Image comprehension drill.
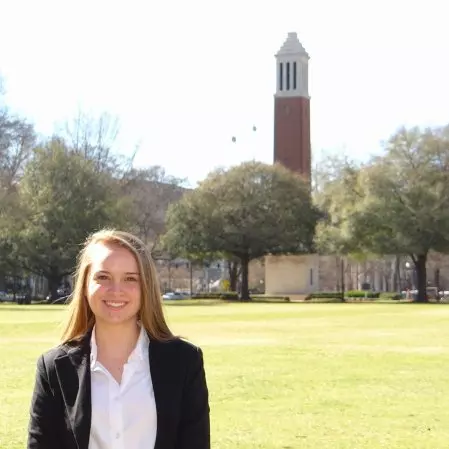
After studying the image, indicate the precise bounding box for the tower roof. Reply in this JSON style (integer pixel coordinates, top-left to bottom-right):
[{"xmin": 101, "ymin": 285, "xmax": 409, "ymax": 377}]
[{"xmin": 276, "ymin": 32, "xmax": 309, "ymax": 59}]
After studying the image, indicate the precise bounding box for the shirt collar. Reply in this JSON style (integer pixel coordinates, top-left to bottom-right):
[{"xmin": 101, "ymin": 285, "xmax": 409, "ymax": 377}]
[{"xmin": 90, "ymin": 323, "xmax": 149, "ymax": 366}]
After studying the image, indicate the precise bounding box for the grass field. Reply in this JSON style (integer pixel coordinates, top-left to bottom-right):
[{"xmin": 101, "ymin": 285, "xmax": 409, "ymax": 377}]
[{"xmin": 1, "ymin": 301, "xmax": 449, "ymax": 448}]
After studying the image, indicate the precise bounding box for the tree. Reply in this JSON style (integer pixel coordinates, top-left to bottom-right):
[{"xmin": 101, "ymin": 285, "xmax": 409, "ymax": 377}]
[
  {"xmin": 313, "ymin": 155, "xmax": 365, "ymax": 298},
  {"xmin": 57, "ymin": 109, "xmax": 137, "ymax": 180},
  {"xmin": 163, "ymin": 161, "xmax": 319, "ymax": 300},
  {"xmin": 323, "ymin": 126, "xmax": 449, "ymax": 302},
  {"xmin": 225, "ymin": 256, "xmax": 241, "ymax": 292},
  {"xmin": 121, "ymin": 166, "xmax": 186, "ymax": 252},
  {"xmin": 15, "ymin": 137, "xmax": 129, "ymax": 299},
  {"xmin": 0, "ymin": 91, "xmax": 36, "ymax": 285},
  {"xmin": 0, "ymin": 107, "xmax": 36, "ymax": 208}
]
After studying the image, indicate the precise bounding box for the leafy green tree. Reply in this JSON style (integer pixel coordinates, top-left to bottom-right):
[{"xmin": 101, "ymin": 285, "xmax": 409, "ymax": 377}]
[
  {"xmin": 320, "ymin": 126, "xmax": 449, "ymax": 302},
  {"xmin": 313, "ymin": 158, "xmax": 363, "ymax": 299},
  {"xmin": 0, "ymin": 93, "xmax": 36, "ymax": 288},
  {"xmin": 163, "ymin": 161, "xmax": 319, "ymax": 300},
  {"xmin": 16, "ymin": 137, "xmax": 130, "ymax": 299}
]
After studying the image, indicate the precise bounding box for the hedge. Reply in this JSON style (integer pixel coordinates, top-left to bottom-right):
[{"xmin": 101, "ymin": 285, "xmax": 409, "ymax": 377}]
[{"xmin": 191, "ymin": 292, "xmax": 239, "ymax": 300}]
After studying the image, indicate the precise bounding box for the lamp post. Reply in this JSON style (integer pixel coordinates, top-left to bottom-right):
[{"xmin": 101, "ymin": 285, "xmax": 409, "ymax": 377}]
[
  {"xmin": 404, "ymin": 261, "xmax": 417, "ymax": 299},
  {"xmin": 405, "ymin": 261, "xmax": 410, "ymax": 288},
  {"xmin": 405, "ymin": 261, "xmax": 416, "ymax": 289}
]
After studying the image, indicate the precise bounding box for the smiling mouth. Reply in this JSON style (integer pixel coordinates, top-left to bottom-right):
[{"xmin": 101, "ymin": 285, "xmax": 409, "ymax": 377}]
[{"xmin": 104, "ymin": 301, "xmax": 126, "ymax": 309}]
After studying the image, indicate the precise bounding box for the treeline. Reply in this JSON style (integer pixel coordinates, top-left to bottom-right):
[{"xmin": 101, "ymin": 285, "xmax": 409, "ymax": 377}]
[
  {"xmin": 3, "ymin": 82, "xmax": 449, "ymax": 303},
  {"xmin": 162, "ymin": 127, "xmax": 449, "ymax": 302},
  {"xmin": 0, "ymin": 93, "xmax": 184, "ymax": 299}
]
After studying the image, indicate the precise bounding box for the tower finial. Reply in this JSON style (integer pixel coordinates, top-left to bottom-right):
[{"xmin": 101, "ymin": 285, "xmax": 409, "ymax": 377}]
[{"xmin": 275, "ymin": 32, "xmax": 309, "ymax": 98}]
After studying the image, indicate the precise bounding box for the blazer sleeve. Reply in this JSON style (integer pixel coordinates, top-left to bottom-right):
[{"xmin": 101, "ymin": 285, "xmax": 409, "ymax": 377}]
[
  {"xmin": 27, "ymin": 354, "xmax": 60, "ymax": 449},
  {"xmin": 176, "ymin": 347, "xmax": 211, "ymax": 449}
]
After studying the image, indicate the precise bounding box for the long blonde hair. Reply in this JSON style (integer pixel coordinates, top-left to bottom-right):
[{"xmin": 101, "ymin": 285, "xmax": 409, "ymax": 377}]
[{"xmin": 60, "ymin": 229, "xmax": 175, "ymax": 344}]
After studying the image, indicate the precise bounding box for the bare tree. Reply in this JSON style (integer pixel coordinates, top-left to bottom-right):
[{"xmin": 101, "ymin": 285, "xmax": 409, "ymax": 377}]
[
  {"xmin": 0, "ymin": 114, "xmax": 35, "ymax": 185},
  {"xmin": 122, "ymin": 166, "xmax": 187, "ymax": 252},
  {"xmin": 56, "ymin": 109, "xmax": 136, "ymax": 176},
  {"xmin": 0, "ymin": 107, "xmax": 36, "ymax": 214}
]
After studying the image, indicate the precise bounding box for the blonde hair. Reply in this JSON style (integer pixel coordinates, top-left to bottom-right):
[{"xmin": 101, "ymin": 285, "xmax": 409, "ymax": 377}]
[{"xmin": 60, "ymin": 229, "xmax": 175, "ymax": 344}]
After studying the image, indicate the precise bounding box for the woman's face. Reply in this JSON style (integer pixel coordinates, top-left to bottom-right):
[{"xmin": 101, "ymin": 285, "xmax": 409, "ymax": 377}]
[{"xmin": 86, "ymin": 241, "xmax": 142, "ymax": 327}]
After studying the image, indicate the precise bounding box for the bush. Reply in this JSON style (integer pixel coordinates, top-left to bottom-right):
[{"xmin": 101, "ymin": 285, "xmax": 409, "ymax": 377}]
[
  {"xmin": 191, "ymin": 292, "xmax": 239, "ymax": 300},
  {"xmin": 251, "ymin": 295, "xmax": 291, "ymax": 302},
  {"xmin": 305, "ymin": 291, "xmax": 381, "ymax": 301},
  {"xmin": 305, "ymin": 297, "xmax": 345, "ymax": 303},
  {"xmin": 306, "ymin": 292, "xmax": 343, "ymax": 299},
  {"xmin": 346, "ymin": 290, "xmax": 380, "ymax": 299},
  {"xmin": 380, "ymin": 292, "xmax": 402, "ymax": 300}
]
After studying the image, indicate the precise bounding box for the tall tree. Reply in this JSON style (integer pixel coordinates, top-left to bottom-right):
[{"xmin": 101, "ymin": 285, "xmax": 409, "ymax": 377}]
[
  {"xmin": 57, "ymin": 109, "xmax": 135, "ymax": 177},
  {"xmin": 322, "ymin": 126, "xmax": 449, "ymax": 302},
  {"xmin": 0, "ymin": 107, "xmax": 36, "ymax": 207},
  {"xmin": 121, "ymin": 166, "xmax": 186, "ymax": 253},
  {"xmin": 163, "ymin": 161, "xmax": 319, "ymax": 300},
  {"xmin": 16, "ymin": 137, "xmax": 129, "ymax": 299},
  {"xmin": 0, "ymin": 90, "xmax": 36, "ymax": 281}
]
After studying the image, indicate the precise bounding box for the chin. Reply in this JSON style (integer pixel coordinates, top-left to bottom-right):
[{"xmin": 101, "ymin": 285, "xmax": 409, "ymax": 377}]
[{"xmin": 97, "ymin": 311, "xmax": 139, "ymax": 326}]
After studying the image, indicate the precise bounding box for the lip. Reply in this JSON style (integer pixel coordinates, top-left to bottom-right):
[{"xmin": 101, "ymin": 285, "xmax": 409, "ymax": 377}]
[{"xmin": 103, "ymin": 300, "xmax": 127, "ymax": 309}]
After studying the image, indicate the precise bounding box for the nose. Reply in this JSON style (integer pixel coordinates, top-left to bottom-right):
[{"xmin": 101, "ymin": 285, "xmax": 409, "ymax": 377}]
[{"xmin": 109, "ymin": 282, "xmax": 123, "ymax": 293}]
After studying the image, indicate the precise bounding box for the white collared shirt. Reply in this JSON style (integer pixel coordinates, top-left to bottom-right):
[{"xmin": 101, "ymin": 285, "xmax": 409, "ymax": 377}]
[{"xmin": 88, "ymin": 326, "xmax": 157, "ymax": 449}]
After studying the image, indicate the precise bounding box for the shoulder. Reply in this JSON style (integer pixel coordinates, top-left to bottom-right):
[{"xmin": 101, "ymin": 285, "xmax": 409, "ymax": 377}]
[
  {"xmin": 153, "ymin": 337, "xmax": 204, "ymax": 364},
  {"xmin": 36, "ymin": 341, "xmax": 83, "ymax": 372},
  {"xmin": 38, "ymin": 345, "xmax": 65, "ymax": 365}
]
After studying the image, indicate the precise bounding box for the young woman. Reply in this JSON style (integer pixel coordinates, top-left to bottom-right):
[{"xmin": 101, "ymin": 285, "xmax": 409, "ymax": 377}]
[{"xmin": 28, "ymin": 229, "xmax": 210, "ymax": 449}]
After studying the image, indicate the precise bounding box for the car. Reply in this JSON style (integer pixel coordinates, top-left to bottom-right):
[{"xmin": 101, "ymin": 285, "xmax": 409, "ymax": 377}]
[{"xmin": 162, "ymin": 292, "xmax": 188, "ymax": 300}]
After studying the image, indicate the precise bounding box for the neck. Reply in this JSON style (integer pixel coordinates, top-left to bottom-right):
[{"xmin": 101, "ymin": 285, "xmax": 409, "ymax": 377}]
[{"xmin": 94, "ymin": 320, "xmax": 140, "ymax": 360}]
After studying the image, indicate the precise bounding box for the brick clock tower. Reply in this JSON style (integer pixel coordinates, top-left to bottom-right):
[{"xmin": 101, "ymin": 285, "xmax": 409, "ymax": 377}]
[{"xmin": 273, "ymin": 32, "xmax": 311, "ymax": 181}]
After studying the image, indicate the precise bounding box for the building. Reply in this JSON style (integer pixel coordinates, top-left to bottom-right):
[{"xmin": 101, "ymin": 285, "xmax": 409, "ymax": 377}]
[
  {"xmin": 273, "ymin": 32, "xmax": 311, "ymax": 180},
  {"xmin": 265, "ymin": 33, "xmax": 449, "ymax": 298},
  {"xmin": 265, "ymin": 32, "xmax": 319, "ymax": 297}
]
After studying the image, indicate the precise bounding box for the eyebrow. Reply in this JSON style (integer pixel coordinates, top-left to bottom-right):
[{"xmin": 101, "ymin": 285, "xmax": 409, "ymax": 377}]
[{"xmin": 95, "ymin": 270, "xmax": 140, "ymax": 276}]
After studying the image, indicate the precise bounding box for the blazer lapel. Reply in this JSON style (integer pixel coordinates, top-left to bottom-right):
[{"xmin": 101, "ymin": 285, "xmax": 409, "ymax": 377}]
[
  {"xmin": 54, "ymin": 336, "xmax": 92, "ymax": 449},
  {"xmin": 150, "ymin": 338, "xmax": 178, "ymax": 449}
]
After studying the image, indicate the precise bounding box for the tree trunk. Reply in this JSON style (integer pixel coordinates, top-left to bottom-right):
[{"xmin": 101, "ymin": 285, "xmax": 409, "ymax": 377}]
[
  {"xmin": 239, "ymin": 255, "xmax": 250, "ymax": 301},
  {"xmin": 413, "ymin": 253, "xmax": 428, "ymax": 303},
  {"xmin": 435, "ymin": 268, "xmax": 440, "ymax": 294},
  {"xmin": 47, "ymin": 272, "xmax": 63, "ymax": 303},
  {"xmin": 227, "ymin": 259, "xmax": 239, "ymax": 292},
  {"xmin": 394, "ymin": 255, "xmax": 401, "ymax": 292},
  {"xmin": 335, "ymin": 256, "xmax": 340, "ymax": 291},
  {"xmin": 340, "ymin": 257, "xmax": 346, "ymax": 302}
]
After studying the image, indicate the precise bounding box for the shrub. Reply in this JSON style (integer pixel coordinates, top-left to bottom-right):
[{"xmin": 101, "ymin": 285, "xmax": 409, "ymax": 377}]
[
  {"xmin": 380, "ymin": 292, "xmax": 402, "ymax": 300},
  {"xmin": 345, "ymin": 290, "xmax": 380, "ymax": 298},
  {"xmin": 251, "ymin": 295, "xmax": 291, "ymax": 302},
  {"xmin": 191, "ymin": 292, "xmax": 239, "ymax": 300},
  {"xmin": 306, "ymin": 292, "xmax": 343, "ymax": 299}
]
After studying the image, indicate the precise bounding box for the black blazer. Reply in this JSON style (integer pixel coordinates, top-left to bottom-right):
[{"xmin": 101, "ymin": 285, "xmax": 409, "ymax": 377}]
[{"xmin": 27, "ymin": 332, "xmax": 210, "ymax": 449}]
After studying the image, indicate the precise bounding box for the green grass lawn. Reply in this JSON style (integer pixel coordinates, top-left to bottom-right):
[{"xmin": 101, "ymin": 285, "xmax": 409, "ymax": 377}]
[{"xmin": 1, "ymin": 301, "xmax": 449, "ymax": 448}]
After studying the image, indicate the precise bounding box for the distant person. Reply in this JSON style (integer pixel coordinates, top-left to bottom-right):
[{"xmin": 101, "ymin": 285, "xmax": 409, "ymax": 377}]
[{"xmin": 27, "ymin": 229, "xmax": 210, "ymax": 449}]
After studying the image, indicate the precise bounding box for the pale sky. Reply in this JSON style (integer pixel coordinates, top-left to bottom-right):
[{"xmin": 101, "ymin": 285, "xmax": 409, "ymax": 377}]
[{"xmin": 1, "ymin": 0, "xmax": 448, "ymax": 187}]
